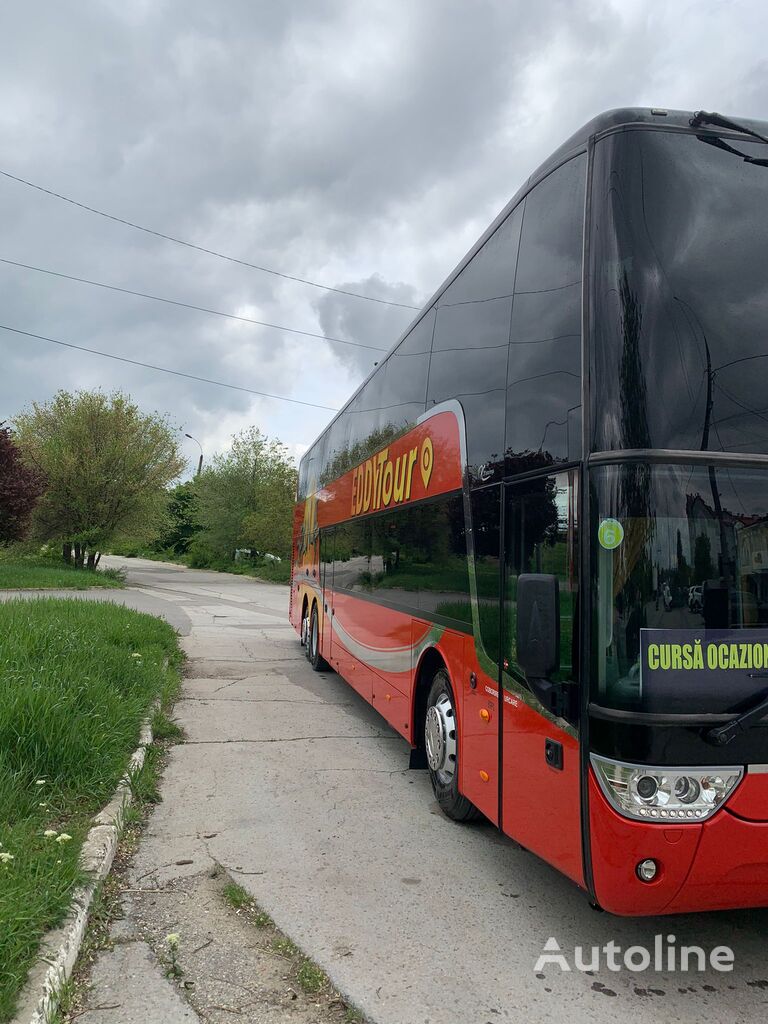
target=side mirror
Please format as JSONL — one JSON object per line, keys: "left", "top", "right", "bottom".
{"left": 516, "top": 573, "right": 560, "bottom": 681}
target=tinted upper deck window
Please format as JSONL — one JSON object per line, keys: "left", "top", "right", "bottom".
{"left": 505, "top": 154, "right": 585, "bottom": 472}
{"left": 379, "top": 310, "right": 433, "bottom": 441}
{"left": 590, "top": 128, "right": 768, "bottom": 455}
{"left": 427, "top": 204, "right": 523, "bottom": 485}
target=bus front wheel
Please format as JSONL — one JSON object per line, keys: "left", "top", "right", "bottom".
{"left": 307, "top": 602, "right": 329, "bottom": 672}
{"left": 425, "top": 669, "right": 479, "bottom": 822}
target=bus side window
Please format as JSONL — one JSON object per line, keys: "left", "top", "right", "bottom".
{"left": 427, "top": 205, "right": 522, "bottom": 486}
{"left": 320, "top": 528, "right": 334, "bottom": 591}
{"left": 505, "top": 154, "right": 585, "bottom": 470}
{"left": 332, "top": 519, "right": 370, "bottom": 593}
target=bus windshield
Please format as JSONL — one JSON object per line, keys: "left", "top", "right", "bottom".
{"left": 590, "top": 127, "right": 768, "bottom": 455}
{"left": 591, "top": 463, "right": 768, "bottom": 713}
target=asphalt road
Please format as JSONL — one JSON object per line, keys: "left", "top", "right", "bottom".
{"left": 41, "top": 558, "right": 768, "bottom": 1022}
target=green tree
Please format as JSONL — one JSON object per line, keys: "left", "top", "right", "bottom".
{"left": 240, "top": 453, "right": 296, "bottom": 559}
{"left": 323, "top": 423, "right": 406, "bottom": 486}
{"left": 14, "top": 391, "right": 184, "bottom": 567}
{"left": 193, "top": 427, "right": 296, "bottom": 562}
{"left": 158, "top": 482, "right": 201, "bottom": 554}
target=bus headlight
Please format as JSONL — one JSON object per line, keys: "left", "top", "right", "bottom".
{"left": 591, "top": 755, "right": 743, "bottom": 822}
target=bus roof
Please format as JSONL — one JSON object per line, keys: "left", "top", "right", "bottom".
{"left": 304, "top": 106, "right": 768, "bottom": 463}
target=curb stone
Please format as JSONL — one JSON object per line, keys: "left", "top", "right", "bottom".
{"left": 11, "top": 713, "right": 157, "bottom": 1024}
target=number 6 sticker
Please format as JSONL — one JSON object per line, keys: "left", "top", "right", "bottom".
{"left": 598, "top": 518, "right": 624, "bottom": 551}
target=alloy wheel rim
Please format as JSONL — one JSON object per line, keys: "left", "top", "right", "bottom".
{"left": 425, "top": 692, "right": 457, "bottom": 783}
{"left": 310, "top": 613, "right": 318, "bottom": 659}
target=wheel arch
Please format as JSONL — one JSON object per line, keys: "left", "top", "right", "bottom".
{"left": 412, "top": 644, "right": 449, "bottom": 757}
{"left": 414, "top": 640, "right": 480, "bottom": 822}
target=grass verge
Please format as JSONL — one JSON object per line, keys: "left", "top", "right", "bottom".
{"left": 0, "top": 598, "right": 181, "bottom": 1023}
{"left": 0, "top": 548, "right": 125, "bottom": 590}
{"left": 47, "top": 727, "right": 184, "bottom": 1024}
{"left": 150, "top": 709, "right": 185, "bottom": 744}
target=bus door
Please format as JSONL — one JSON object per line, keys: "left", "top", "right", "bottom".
{"left": 500, "top": 470, "right": 584, "bottom": 886}
{"left": 460, "top": 486, "right": 502, "bottom": 825}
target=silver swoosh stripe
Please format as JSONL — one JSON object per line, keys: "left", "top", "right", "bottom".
{"left": 332, "top": 614, "right": 442, "bottom": 674}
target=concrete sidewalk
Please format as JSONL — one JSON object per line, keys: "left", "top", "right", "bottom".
{"left": 72, "top": 558, "right": 768, "bottom": 1024}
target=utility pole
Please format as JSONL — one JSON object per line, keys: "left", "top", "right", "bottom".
{"left": 185, "top": 433, "right": 203, "bottom": 477}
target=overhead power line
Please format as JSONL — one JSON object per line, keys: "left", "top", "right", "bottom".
{"left": 0, "top": 324, "right": 339, "bottom": 412}
{"left": 0, "top": 168, "right": 421, "bottom": 310}
{"left": 0, "top": 256, "right": 387, "bottom": 352}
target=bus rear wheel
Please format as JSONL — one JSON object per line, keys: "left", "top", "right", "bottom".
{"left": 300, "top": 601, "right": 309, "bottom": 647}
{"left": 425, "top": 669, "right": 480, "bottom": 822}
{"left": 307, "top": 602, "right": 329, "bottom": 672}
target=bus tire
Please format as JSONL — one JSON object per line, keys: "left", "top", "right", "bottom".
{"left": 307, "top": 602, "right": 329, "bottom": 672}
{"left": 425, "top": 668, "right": 480, "bottom": 822}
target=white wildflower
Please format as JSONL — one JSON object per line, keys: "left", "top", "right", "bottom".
{"left": 166, "top": 933, "right": 180, "bottom": 949}
{"left": 44, "top": 830, "right": 58, "bottom": 839}
{"left": 0, "top": 851, "right": 14, "bottom": 864}
{"left": 55, "top": 833, "right": 72, "bottom": 844}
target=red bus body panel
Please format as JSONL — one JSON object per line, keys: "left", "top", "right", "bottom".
{"left": 458, "top": 636, "right": 499, "bottom": 824}
{"left": 319, "top": 411, "right": 463, "bottom": 531}
{"left": 721, "top": 771, "right": 768, "bottom": 822}
{"left": 502, "top": 700, "right": 584, "bottom": 886}
{"left": 664, "top": 810, "right": 768, "bottom": 913}
{"left": 589, "top": 772, "right": 703, "bottom": 915}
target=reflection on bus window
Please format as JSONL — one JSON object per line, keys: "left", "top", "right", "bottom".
{"left": 326, "top": 494, "right": 471, "bottom": 628}
{"left": 504, "top": 471, "right": 579, "bottom": 692}
{"left": 592, "top": 464, "right": 768, "bottom": 710}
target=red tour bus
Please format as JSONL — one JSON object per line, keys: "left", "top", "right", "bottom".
{"left": 290, "top": 108, "right": 768, "bottom": 916}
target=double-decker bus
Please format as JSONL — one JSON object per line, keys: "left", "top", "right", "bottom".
{"left": 290, "top": 107, "right": 768, "bottom": 916}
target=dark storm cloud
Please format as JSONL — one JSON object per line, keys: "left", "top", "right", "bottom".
{"left": 314, "top": 275, "right": 421, "bottom": 376}
{"left": 1, "top": 0, "right": 768, "bottom": 466}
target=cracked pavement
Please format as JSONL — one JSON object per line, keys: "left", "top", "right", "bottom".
{"left": 75, "top": 866, "right": 358, "bottom": 1024}
{"left": 68, "top": 558, "right": 768, "bottom": 1023}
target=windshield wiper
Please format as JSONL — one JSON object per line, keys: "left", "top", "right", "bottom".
{"left": 707, "top": 688, "right": 768, "bottom": 746}
{"left": 690, "top": 110, "right": 768, "bottom": 167}
{"left": 690, "top": 110, "right": 768, "bottom": 142}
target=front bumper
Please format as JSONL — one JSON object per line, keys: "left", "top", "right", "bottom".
{"left": 589, "top": 770, "right": 768, "bottom": 915}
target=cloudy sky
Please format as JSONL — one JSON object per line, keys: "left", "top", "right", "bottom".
{"left": 1, "top": 0, "right": 766, "bottom": 475}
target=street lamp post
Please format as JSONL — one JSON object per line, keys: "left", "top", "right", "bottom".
{"left": 185, "top": 433, "right": 203, "bottom": 477}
